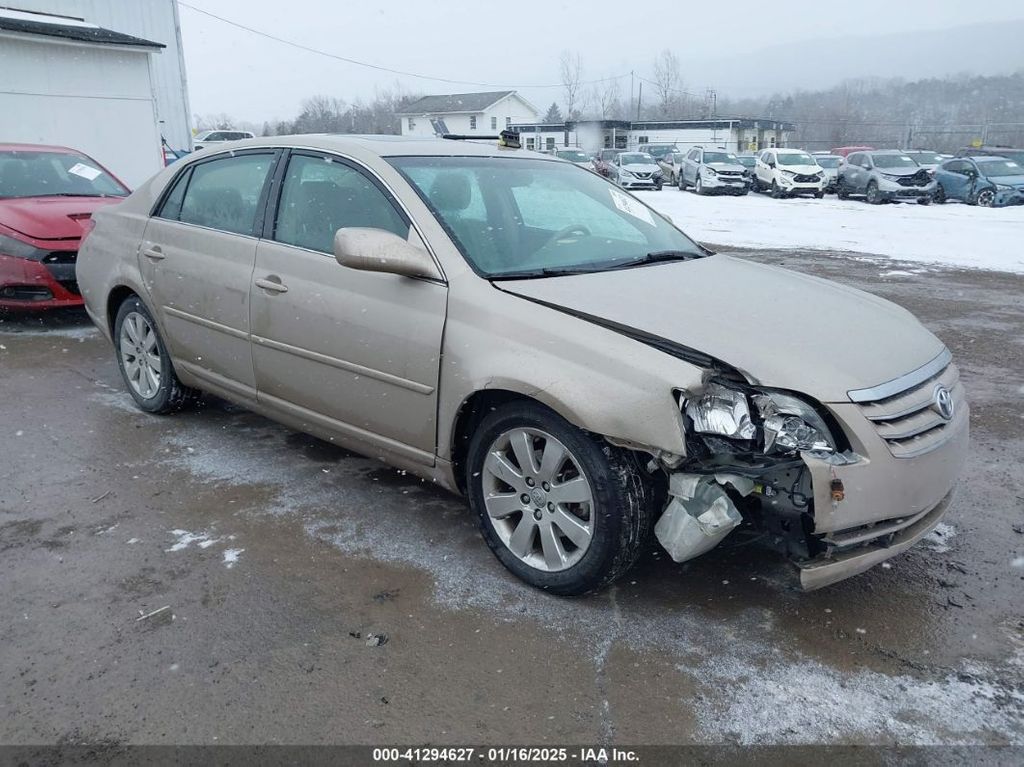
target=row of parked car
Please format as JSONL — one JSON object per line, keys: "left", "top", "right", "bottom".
{"left": 556, "top": 143, "right": 1024, "bottom": 207}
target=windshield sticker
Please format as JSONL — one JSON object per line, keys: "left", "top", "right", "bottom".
{"left": 68, "top": 163, "right": 102, "bottom": 180}
{"left": 609, "top": 188, "right": 654, "bottom": 226}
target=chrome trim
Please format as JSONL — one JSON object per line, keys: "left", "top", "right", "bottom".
{"left": 847, "top": 348, "right": 952, "bottom": 403}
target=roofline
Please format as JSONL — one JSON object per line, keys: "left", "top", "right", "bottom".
{"left": 396, "top": 90, "right": 537, "bottom": 116}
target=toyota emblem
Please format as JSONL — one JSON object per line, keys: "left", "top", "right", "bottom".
{"left": 933, "top": 385, "right": 954, "bottom": 420}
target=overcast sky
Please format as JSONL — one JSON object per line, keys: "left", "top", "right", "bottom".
{"left": 179, "top": 0, "right": 1024, "bottom": 123}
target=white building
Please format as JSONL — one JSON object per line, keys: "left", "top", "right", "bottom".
{"left": 513, "top": 118, "right": 796, "bottom": 154}
{"left": 0, "top": 7, "right": 177, "bottom": 186}
{"left": 397, "top": 91, "right": 540, "bottom": 137}
{"left": 4, "top": 0, "right": 193, "bottom": 154}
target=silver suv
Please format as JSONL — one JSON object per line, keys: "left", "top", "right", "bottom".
{"left": 837, "top": 150, "right": 938, "bottom": 204}
{"left": 677, "top": 147, "right": 749, "bottom": 195}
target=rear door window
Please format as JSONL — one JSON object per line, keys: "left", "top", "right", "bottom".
{"left": 176, "top": 153, "right": 274, "bottom": 236}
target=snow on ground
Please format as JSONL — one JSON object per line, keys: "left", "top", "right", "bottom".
{"left": 643, "top": 190, "right": 1024, "bottom": 274}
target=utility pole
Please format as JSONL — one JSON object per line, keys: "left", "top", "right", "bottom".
{"left": 630, "top": 71, "right": 634, "bottom": 119}
{"left": 636, "top": 82, "right": 643, "bottom": 121}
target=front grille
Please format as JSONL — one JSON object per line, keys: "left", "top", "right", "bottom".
{"left": 896, "top": 172, "right": 930, "bottom": 187}
{"left": 718, "top": 170, "right": 744, "bottom": 178}
{"left": 793, "top": 173, "right": 821, "bottom": 183}
{"left": 633, "top": 172, "right": 652, "bottom": 179}
{"left": 0, "top": 286, "right": 53, "bottom": 301}
{"left": 855, "top": 362, "right": 963, "bottom": 458}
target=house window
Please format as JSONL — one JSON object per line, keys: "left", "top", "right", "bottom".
{"left": 526, "top": 137, "right": 535, "bottom": 150}
{"left": 490, "top": 116, "right": 497, "bottom": 130}
{"left": 637, "top": 136, "right": 648, "bottom": 144}
{"left": 770, "top": 135, "right": 777, "bottom": 147}
{"left": 470, "top": 116, "right": 477, "bottom": 130}
{"left": 408, "top": 118, "right": 415, "bottom": 131}
{"left": 545, "top": 137, "right": 555, "bottom": 150}
{"left": 506, "top": 117, "right": 511, "bottom": 128}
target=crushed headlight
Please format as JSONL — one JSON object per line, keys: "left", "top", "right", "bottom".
{"left": 682, "top": 384, "right": 836, "bottom": 456}
{"left": 753, "top": 392, "right": 835, "bottom": 454}
{"left": 685, "top": 382, "right": 756, "bottom": 440}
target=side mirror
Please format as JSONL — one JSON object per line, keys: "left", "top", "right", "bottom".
{"left": 333, "top": 227, "right": 440, "bottom": 280}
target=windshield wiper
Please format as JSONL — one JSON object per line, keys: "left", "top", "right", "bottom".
{"left": 491, "top": 265, "right": 609, "bottom": 280}
{"left": 603, "top": 250, "right": 706, "bottom": 271}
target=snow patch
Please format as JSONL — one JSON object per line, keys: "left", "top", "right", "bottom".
{"left": 222, "top": 548, "right": 244, "bottom": 568}
{"left": 922, "top": 523, "right": 957, "bottom": 553}
{"left": 165, "top": 529, "right": 220, "bottom": 552}
{"left": 643, "top": 191, "right": 1024, "bottom": 274}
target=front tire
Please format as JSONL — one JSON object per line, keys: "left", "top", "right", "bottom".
{"left": 770, "top": 180, "right": 782, "bottom": 199}
{"left": 466, "top": 401, "right": 656, "bottom": 596}
{"left": 836, "top": 178, "right": 849, "bottom": 200}
{"left": 933, "top": 185, "right": 946, "bottom": 204}
{"left": 866, "top": 180, "right": 883, "bottom": 204}
{"left": 695, "top": 175, "right": 705, "bottom": 195}
{"left": 974, "top": 188, "right": 995, "bottom": 207}
{"left": 114, "top": 296, "right": 198, "bottom": 414}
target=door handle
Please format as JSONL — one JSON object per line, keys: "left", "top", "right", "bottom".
{"left": 142, "top": 245, "right": 165, "bottom": 261}
{"left": 255, "top": 277, "right": 288, "bottom": 294}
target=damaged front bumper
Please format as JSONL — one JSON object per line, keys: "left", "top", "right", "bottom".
{"left": 657, "top": 352, "right": 969, "bottom": 589}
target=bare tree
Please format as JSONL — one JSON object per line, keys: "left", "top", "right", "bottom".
{"left": 598, "top": 78, "right": 623, "bottom": 120}
{"left": 559, "top": 51, "right": 583, "bottom": 120}
{"left": 652, "top": 50, "right": 682, "bottom": 117}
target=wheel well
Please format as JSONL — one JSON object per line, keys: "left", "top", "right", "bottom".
{"left": 106, "top": 286, "right": 138, "bottom": 335}
{"left": 449, "top": 389, "right": 533, "bottom": 493}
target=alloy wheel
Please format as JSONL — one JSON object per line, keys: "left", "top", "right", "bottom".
{"left": 119, "top": 311, "right": 162, "bottom": 399}
{"left": 481, "top": 427, "right": 594, "bottom": 572}
{"left": 976, "top": 189, "right": 995, "bottom": 207}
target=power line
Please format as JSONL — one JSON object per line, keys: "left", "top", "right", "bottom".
{"left": 177, "top": 1, "right": 630, "bottom": 91}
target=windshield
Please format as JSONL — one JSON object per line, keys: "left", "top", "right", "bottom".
{"left": 736, "top": 156, "right": 756, "bottom": 168}
{"left": 0, "top": 150, "right": 129, "bottom": 199}
{"left": 389, "top": 157, "right": 702, "bottom": 279}
{"left": 556, "top": 150, "right": 590, "bottom": 162}
{"left": 977, "top": 159, "right": 1024, "bottom": 178}
{"left": 873, "top": 154, "right": 919, "bottom": 169}
{"left": 619, "top": 153, "right": 656, "bottom": 165}
{"left": 907, "top": 151, "right": 942, "bottom": 164}
{"left": 775, "top": 152, "right": 816, "bottom": 167}
{"left": 703, "top": 152, "right": 738, "bottom": 165}
{"left": 815, "top": 156, "right": 841, "bottom": 168}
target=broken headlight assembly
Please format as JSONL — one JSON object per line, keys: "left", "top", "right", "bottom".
{"left": 683, "top": 382, "right": 837, "bottom": 456}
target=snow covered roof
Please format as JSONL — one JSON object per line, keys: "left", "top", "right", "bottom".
{"left": 397, "top": 91, "right": 518, "bottom": 115}
{"left": 0, "top": 7, "right": 164, "bottom": 49}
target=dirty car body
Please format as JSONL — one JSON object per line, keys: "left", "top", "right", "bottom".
{"left": 77, "top": 135, "right": 968, "bottom": 596}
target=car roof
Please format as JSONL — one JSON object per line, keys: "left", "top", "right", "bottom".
{"left": 189, "top": 134, "right": 551, "bottom": 159}
{"left": 0, "top": 142, "right": 79, "bottom": 153}
{"left": 865, "top": 149, "right": 909, "bottom": 155}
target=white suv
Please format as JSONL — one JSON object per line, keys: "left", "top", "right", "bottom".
{"left": 193, "top": 129, "right": 255, "bottom": 151}
{"left": 753, "top": 149, "right": 824, "bottom": 198}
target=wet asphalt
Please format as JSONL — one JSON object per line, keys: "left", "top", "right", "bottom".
{"left": 0, "top": 249, "right": 1022, "bottom": 748}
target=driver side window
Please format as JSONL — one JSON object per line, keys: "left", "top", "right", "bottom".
{"left": 273, "top": 153, "right": 409, "bottom": 254}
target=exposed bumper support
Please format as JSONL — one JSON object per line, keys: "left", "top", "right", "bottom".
{"left": 796, "top": 487, "right": 954, "bottom": 590}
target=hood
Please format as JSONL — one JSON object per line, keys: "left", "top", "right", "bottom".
{"left": 778, "top": 164, "right": 821, "bottom": 174}
{"left": 0, "top": 196, "right": 120, "bottom": 241}
{"left": 500, "top": 255, "right": 944, "bottom": 403}
{"left": 622, "top": 163, "right": 660, "bottom": 173}
{"left": 876, "top": 166, "right": 924, "bottom": 177}
{"left": 987, "top": 174, "right": 1024, "bottom": 188}
{"left": 707, "top": 162, "right": 745, "bottom": 173}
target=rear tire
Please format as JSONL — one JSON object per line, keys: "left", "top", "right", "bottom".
{"left": 466, "top": 401, "right": 656, "bottom": 596}
{"left": 113, "top": 296, "right": 199, "bottom": 414}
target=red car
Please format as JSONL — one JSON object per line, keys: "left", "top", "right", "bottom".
{"left": 0, "top": 144, "right": 129, "bottom": 311}
{"left": 830, "top": 145, "right": 875, "bottom": 158}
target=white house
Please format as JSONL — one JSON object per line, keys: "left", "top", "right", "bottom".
{"left": 10, "top": 0, "right": 193, "bottom": 154}
{"left": 0, "top": 6, "right": 171, "bottom": 187}
{"left": 513, "top": 118, "right": 796, "bottom": 154}
{"left": 397, "top": 91, "right": 540, "bottom": 137}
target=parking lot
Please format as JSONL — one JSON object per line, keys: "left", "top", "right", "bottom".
{"left": 2, "top": 242, "right": 1023, "bottom": 747}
